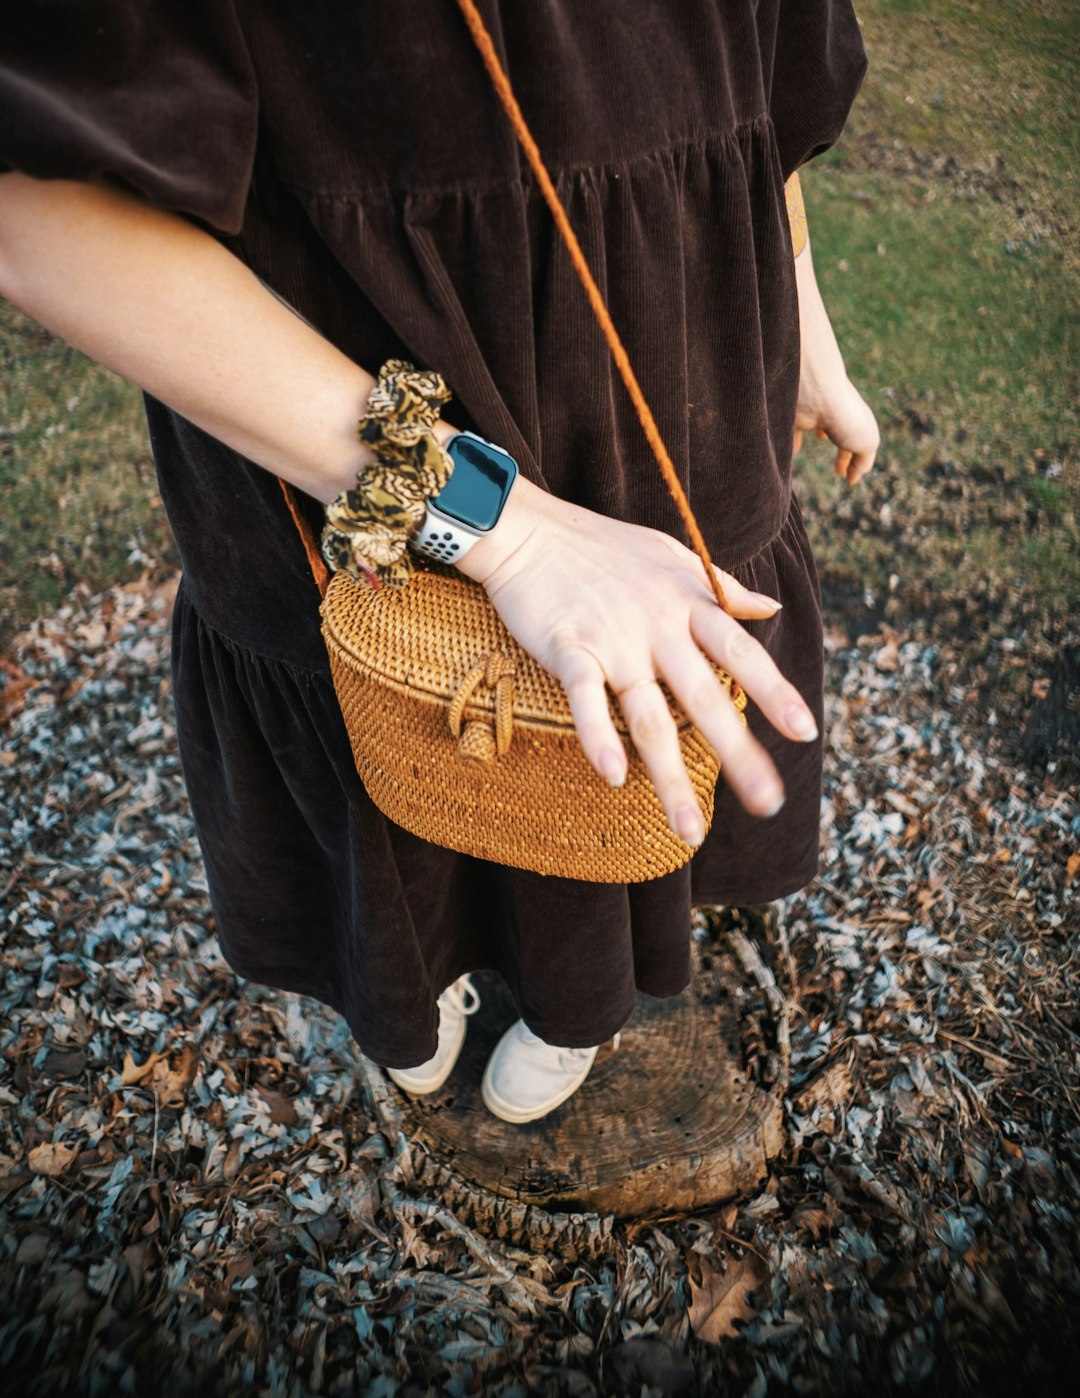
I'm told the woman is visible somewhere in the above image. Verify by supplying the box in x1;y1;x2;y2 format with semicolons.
0;1;878;1123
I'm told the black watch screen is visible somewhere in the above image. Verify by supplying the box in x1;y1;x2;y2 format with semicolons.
436;432;518;530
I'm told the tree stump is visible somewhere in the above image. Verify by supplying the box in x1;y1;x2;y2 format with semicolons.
387;911;789;1222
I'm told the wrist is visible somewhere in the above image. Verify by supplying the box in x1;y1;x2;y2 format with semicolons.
321;358;457;587
409;428;542;577
430;419;460;451
309;376;458;503
797;353;850;423
350;414;459;480
454;474;546;586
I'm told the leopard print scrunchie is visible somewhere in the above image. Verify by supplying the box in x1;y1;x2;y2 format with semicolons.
321;359;454;589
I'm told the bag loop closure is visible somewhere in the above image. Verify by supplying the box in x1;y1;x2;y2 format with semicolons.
448;650;517;763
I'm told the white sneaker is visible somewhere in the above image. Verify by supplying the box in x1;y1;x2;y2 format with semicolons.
385;975;480;1095
481;1020;615;1124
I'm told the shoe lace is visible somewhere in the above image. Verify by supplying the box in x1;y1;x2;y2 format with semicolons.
440;974;481;1019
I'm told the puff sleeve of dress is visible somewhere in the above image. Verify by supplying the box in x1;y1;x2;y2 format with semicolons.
756;0;869;180
0;0;258;234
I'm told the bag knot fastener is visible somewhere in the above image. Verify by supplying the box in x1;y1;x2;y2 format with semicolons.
447;651;517;764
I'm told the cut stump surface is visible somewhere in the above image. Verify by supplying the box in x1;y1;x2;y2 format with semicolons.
391;924;787;1219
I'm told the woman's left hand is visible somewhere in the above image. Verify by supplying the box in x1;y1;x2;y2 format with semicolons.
793;371;880;485
789;217;881;487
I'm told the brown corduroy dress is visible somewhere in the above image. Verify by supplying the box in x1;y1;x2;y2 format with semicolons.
1;1;868;1067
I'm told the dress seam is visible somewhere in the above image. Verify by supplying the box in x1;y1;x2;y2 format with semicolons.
175;577;330;678
728;487;797;574
281;110;776;203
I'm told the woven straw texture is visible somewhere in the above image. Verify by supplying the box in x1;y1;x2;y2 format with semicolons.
320;568;748;882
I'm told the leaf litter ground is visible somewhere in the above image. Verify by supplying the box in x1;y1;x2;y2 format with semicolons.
0;564;1077;1397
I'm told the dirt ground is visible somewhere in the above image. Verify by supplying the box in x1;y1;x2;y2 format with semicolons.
0;530;1075;1398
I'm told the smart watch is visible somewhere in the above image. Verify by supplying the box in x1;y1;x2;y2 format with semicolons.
410;429;519;564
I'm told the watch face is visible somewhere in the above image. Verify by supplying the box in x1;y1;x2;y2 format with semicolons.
438;433;517;531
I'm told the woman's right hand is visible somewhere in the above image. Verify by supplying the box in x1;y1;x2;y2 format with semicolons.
457;477;820;846
0;175;816;849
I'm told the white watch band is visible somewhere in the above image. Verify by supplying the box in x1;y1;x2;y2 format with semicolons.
411;509;483;563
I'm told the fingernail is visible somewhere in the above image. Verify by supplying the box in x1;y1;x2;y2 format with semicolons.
785;704;819;742
753;592;783;612
763;790;786;818
599;750;626;787
675;805;705;846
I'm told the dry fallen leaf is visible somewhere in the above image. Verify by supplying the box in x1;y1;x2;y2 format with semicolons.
0;656;36;726
150;1046;198;1106
688;1253;768;1344
120;1047;197;1104
223;1138;245;1182
254;1083;300;1127
75;620;108;649
121;1050;168;1086
28;1141;80;1177
792;1059;854;1117
791;1201;834;1242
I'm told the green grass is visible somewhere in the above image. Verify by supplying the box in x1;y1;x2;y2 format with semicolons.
790;0;1078;637
0;0;1077;653
805;169;1076;460
849;0;1078;226
0;308;174;645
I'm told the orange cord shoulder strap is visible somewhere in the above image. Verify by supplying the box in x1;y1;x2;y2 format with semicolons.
279;477;330;599
452;0;728;612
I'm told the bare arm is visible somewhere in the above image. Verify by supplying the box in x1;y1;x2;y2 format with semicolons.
0;170;820;838
788;175;880;484
0;171;461;501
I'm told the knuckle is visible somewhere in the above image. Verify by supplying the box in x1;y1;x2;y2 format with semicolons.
627;704;670;748
548;623;593;660
717;736;752;779
551;638;601;684
689;675;726;717
721;626;759;665
774;678;804;709
648;759;690;801
562;671;598;703
662;783;695;816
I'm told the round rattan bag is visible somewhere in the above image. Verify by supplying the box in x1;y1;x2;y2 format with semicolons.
319;566;747;883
